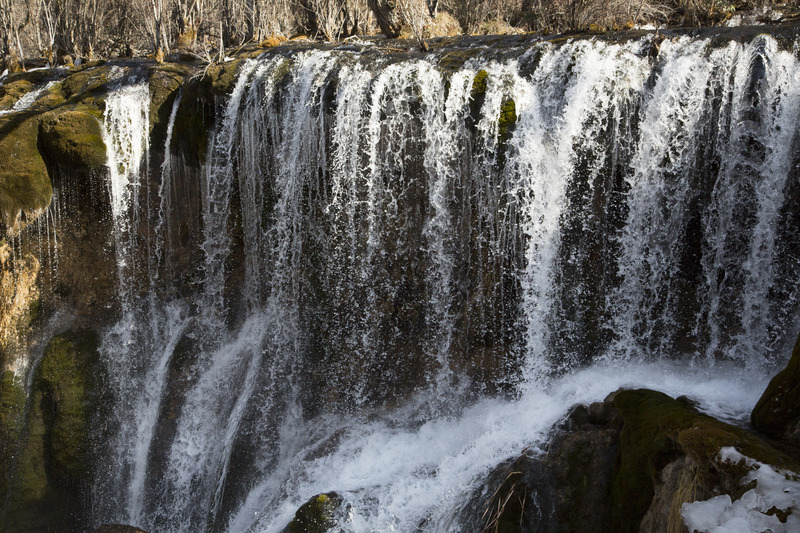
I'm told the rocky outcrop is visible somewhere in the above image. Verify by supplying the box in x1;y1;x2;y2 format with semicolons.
0;113;52;235
0;241;40;372
0;329;106;532
468;386;800;533
281;492;344;533
39;109;107;171
751;332;800;447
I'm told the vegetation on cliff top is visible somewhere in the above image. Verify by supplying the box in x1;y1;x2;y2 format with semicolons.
1;0;797;72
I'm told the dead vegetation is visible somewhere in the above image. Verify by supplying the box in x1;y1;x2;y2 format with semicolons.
0;0;796;69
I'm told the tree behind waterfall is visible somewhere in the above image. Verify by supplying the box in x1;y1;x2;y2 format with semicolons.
0;0;794;64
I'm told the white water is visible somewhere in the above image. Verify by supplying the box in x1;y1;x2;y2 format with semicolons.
91;35;800;532
0;79;58;116
231;363;770;532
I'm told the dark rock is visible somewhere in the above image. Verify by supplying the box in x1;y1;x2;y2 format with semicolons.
752;332;800;445
281;492;343;533
545;399;621;531
463;397;620;532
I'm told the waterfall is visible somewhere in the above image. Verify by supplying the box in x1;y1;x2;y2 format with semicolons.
91;34;800;532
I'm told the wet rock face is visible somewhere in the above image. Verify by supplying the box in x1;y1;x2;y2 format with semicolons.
0;329;106;533
463;397;621;533
751;332;800;446
0;241;40;372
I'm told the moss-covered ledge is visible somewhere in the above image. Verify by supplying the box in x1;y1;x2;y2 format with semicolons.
612;389;800;533
752;332;800;446
38;109;108;171
0;113;52;235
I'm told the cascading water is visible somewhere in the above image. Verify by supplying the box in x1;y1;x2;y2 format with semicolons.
90;34;800;532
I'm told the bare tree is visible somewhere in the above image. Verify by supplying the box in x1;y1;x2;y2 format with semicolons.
368;0;402;37
141;0;170;57
0;0;30;70
172;0;208;48
396;0;429;48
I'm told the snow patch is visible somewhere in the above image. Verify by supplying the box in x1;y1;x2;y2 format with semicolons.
681;447;800;532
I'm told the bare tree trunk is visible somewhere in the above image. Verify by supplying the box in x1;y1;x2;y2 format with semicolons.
368;0;401;38
0;0;29;71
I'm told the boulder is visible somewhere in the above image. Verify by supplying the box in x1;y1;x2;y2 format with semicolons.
281;492;343;533
611;389;800;532
39;109;107;171
751;332;800;445
464;396;621;532
470;388;800;533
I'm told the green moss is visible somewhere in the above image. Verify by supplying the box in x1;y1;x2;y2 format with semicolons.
468;70;489;129
282;492;342;533
208;60;244;95
35;330;101;486
611;389;800;533
752;332;800;440
471;69;488;97
498;98;516;143
0;114;52;233
0;80;34;110
38;109;107;171
60;64;113;102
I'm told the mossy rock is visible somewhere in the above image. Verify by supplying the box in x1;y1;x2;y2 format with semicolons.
34;330;102;486
0;79;34;110
1;372;50;533
1;329;104;531
612;389;800;533
468;70;488;123
282;492;343;533
498;98;516;143
0;114;52;234
752;332;800;444
208;59;245;95
0;69;57;110
0;370;26;438
60;63;114;102
39;109;107;171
